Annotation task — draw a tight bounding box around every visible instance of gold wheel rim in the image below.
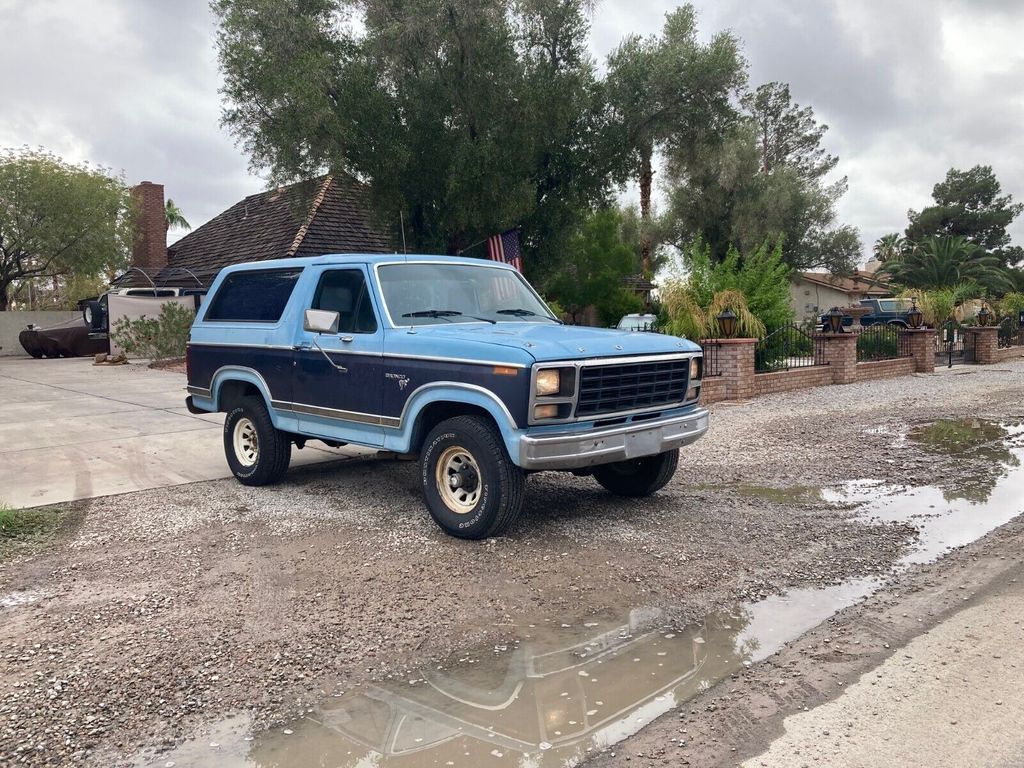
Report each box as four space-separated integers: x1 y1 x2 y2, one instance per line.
435 445 482 514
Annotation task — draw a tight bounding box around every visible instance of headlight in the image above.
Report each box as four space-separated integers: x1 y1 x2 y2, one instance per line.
535 369 560 396
690 357 702 380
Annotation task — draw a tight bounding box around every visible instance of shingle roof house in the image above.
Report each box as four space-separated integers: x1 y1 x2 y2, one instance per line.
118 175 394 287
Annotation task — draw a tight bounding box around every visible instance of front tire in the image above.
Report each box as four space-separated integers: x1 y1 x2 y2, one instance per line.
593 449 679 497
420 415 525 539
224 397 291 486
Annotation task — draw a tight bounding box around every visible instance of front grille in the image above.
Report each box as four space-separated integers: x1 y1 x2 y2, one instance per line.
575 358 690 418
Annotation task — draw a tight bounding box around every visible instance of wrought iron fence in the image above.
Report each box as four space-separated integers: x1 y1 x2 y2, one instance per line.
936 320 977 366
855 324 912 362
998 317 1024 349
755 324 827 373
700 341 722 377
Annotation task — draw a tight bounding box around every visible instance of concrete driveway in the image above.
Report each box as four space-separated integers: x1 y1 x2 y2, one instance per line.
0 357 364 508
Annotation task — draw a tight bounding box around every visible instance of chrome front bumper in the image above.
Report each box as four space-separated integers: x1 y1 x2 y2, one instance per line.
517 407 710 470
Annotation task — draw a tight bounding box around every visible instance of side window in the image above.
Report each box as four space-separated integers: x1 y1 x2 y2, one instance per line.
205 269 302 322
312 269 378 334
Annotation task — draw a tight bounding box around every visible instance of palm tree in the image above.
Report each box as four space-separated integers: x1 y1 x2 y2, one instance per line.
873 233 906 262
165 199 191 231
877 235 1012 294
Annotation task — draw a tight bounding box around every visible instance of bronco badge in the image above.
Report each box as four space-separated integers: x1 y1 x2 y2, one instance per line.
385 372 410 390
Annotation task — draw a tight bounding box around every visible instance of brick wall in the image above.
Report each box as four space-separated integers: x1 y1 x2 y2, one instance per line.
855 357 915 381
715 338 757 400
904 328 936 373
754 365 833 396
993 345 1024 362
131 181 168 272
821 333 858 384
699 376 727 405
972 327 999 364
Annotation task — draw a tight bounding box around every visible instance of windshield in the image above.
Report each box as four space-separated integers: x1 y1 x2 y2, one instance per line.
377 263 557 326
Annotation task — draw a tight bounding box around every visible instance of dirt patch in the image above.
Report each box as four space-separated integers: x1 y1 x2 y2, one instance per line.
1 361 1022 766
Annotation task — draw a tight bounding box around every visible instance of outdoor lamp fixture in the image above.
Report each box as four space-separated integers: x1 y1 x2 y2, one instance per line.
907 298 924 330
717 308 738 338
825 306 846 334
977 306 992 327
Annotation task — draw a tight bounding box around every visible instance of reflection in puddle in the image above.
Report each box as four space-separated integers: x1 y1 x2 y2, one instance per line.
144 420 1024 768
828 421 1024 565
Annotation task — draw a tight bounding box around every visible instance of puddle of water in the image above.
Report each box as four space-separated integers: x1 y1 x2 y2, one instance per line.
734 484 822 504
141 420 1024 768
827 421 1024 566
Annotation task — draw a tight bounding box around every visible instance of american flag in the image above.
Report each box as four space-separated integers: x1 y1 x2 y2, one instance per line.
486 228 523 272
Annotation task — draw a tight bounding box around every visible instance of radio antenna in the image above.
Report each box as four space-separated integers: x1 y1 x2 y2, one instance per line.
400 211 408 254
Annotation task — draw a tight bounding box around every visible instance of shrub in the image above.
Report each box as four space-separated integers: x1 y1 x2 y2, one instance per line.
685 236 794 332
999 292 1024 320
660 284 765 340
110 301 194 360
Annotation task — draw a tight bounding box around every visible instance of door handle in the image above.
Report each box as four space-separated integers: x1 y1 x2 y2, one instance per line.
340 336 354 343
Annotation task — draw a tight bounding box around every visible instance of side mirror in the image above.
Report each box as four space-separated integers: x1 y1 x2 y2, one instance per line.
304 308 340 334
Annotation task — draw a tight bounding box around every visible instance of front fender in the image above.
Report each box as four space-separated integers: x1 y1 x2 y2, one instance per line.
383 382 521 456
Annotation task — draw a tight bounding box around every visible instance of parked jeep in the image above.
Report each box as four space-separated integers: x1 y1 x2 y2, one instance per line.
185 255 708 538
817 297 916 330
82 286 207 340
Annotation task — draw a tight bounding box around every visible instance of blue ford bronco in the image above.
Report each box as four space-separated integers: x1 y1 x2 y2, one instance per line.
185 254 709 539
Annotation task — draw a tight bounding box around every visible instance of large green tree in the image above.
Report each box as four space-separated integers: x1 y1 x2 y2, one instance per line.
215 0 611 282
0 148 133 310
906 165 1023 265
662 82 859 274
548 208 643 325
605 5 745 274
742 82 837 182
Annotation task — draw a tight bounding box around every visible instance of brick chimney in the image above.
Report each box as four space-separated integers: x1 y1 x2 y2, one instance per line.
131 181 168 272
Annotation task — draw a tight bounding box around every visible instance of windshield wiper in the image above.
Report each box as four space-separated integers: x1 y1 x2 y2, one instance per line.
496 308 562 324
401 309 496 324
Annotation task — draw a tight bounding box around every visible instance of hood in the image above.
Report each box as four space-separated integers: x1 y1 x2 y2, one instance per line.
408 322 701 362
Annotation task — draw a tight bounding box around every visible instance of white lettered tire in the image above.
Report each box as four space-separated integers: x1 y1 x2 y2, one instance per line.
420 415 526 539
223 397 291 486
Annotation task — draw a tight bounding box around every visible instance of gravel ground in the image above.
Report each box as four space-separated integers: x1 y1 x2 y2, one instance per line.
1 358 1022 766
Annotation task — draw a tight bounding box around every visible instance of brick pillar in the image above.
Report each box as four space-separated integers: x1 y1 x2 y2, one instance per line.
131 181 168 273
902 328 936 373
971 326 999 364
820 332 858 384
708 338 756 401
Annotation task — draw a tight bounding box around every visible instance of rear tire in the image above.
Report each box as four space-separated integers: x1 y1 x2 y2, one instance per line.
593 449 679 497
420 415 525 539
224 397 291 486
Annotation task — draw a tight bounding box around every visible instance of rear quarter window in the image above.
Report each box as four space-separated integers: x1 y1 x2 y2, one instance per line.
204 268 302 322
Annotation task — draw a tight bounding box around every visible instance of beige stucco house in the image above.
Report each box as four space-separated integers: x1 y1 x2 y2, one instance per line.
790 271 891 323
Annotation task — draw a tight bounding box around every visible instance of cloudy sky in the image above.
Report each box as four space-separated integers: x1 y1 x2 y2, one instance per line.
2 0 1022 262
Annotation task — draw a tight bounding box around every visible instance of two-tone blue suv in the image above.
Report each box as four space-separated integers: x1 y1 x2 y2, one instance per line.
185 255 709 539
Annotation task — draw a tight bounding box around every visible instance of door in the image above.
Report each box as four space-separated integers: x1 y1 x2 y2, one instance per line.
292 267 385 446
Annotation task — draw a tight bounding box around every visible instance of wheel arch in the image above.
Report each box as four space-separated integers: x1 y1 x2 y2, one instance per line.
393 383 519 457
210 366 273 413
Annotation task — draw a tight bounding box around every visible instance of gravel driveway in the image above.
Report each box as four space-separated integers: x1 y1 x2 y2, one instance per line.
1 359 1022 766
